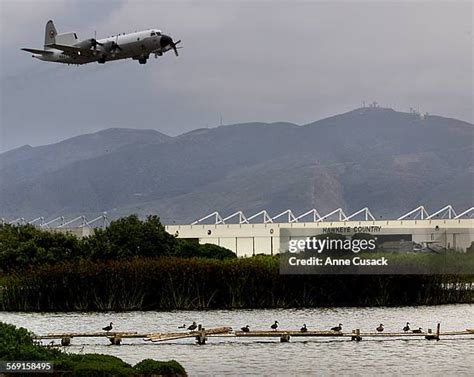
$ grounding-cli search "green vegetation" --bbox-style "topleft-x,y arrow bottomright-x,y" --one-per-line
0,224 -> 81,270
176,241 -> 237,260
0,322 -> 186,376
0,256 -> 471,311
0,215 -> 235,271
134,359 -> 187,376
358,251 -> 474,274
0,216 -> 472,311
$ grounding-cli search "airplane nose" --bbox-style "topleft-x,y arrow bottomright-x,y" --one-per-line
160,35 -> 173,48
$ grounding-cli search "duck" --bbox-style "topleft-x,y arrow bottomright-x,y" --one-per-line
376,324 -> 384,332
300,324 -> 308,333
178,324 -> 186,329
331,324 -> 342,332
412,327 -> 423,333
241,325 -> 250,332
102,322 -> 113,332
271,321 -> 279,331
403,322 -> 410,332
187,321 -> 198,331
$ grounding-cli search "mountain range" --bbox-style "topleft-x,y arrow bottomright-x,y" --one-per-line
1,107 -> 473,224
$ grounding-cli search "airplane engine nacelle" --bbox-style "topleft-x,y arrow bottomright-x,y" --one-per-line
74,39 -> 95,49
74,38 -> 104,51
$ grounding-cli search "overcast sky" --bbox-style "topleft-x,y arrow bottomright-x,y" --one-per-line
0,0 -> 472,152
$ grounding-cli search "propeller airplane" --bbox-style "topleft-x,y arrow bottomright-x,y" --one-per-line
22,20 -> 181,65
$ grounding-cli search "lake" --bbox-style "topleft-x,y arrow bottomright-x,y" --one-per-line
1,304 -> 473,376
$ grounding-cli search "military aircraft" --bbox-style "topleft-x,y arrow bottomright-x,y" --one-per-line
22,20 -> 181,65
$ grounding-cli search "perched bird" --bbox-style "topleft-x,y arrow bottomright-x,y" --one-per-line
403,322 -> 410,332
102,322 -> 113,332
376,324 -> 384,332
187,321 -> 198,331
412,327 -> 423,333
241,325 -> 250,332
331,324 -> 342,332
271,321 -> 279,331
300,324 -> 308,333
178,324 -> 186,329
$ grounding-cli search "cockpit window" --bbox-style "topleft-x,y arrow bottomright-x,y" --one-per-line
151,32 -> 156,36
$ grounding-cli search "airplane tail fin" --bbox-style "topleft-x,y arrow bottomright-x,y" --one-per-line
44,20 -> 57,46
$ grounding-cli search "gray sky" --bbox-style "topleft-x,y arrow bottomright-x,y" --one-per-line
0,0 -> 472,152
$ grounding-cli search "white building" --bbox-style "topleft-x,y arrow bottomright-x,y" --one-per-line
166,206 -> 474,257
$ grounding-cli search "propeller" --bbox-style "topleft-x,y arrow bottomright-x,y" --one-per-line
91,31 -> 103,50
171,39 -> 181,56
159,35 -> 181,56
110,41 -> 122,52
89,38 -> 103,49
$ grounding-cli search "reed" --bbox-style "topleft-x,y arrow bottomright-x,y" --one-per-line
0,256 -> 471,311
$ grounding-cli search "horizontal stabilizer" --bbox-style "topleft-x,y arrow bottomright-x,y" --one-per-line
21,48 -> 54,55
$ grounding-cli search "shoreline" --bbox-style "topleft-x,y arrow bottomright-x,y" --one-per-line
2,302 -> 473,314
0,300 -> 474,314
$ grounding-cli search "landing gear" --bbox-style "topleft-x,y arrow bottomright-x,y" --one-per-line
138,58 -> 147,64
97,57 -> 106,64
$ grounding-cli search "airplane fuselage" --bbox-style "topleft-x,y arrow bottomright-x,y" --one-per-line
36,30 -> 170,64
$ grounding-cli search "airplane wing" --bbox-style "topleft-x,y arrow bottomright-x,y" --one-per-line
21,48 -> 54,55
45,43 -> 95,57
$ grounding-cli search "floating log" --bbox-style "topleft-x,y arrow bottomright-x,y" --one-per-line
35,331 -> 140,339
234,330 -> 343,337
146,327 -> 232,342
34,325 -> 473,346
36,329 -> 473,341
234,329 -> 474,338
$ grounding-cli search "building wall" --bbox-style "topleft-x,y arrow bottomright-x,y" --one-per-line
166,219 -> 474,255
52,227 -> 94,238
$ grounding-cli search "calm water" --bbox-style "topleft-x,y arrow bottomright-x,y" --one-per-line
1,305 -> 474,376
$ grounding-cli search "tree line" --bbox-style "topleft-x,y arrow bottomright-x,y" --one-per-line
0,215 -> 235,271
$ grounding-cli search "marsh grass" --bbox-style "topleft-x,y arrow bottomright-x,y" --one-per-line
1,256 -> 471,311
